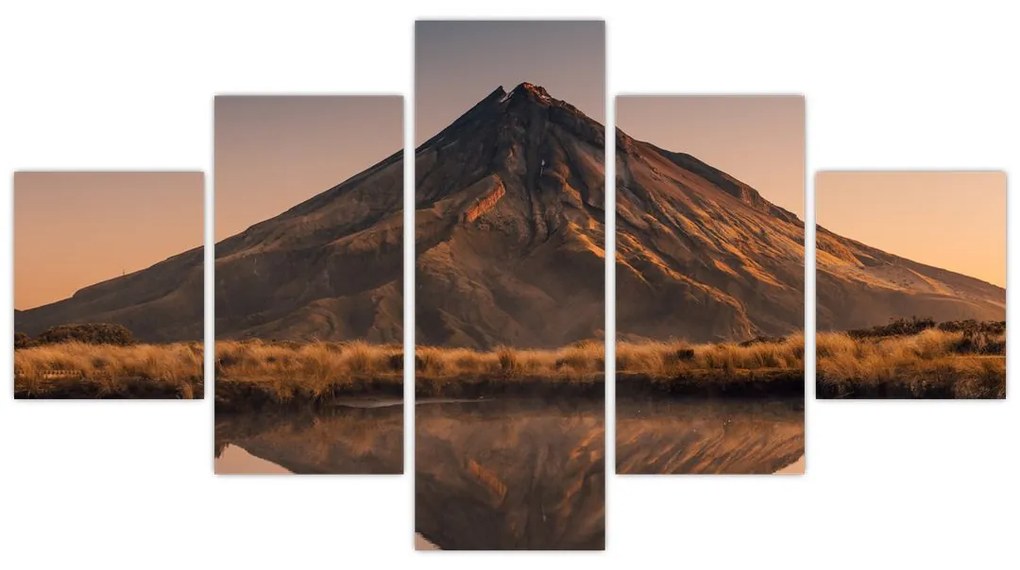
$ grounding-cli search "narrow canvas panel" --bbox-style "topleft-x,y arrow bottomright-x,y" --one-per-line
815,170 -> 1006,399
13,171 -> 205,399
213,96 -> 404,474
414,20 -> 606,550
614,95 -> 807,475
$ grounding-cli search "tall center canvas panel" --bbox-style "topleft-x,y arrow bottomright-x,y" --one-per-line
213,96 -> 404,475
414,21 -> 606,550
615,95 -> 806,475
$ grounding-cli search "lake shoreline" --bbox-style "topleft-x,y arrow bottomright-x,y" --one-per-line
415,374 -> 604,398
215,375 -> 402,412
618,369 -> 804,398
817,378 -> 1005,399
218,366 -> 805,408
15,375 -> 203,399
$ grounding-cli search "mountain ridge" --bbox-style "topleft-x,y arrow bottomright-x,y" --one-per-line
15,83 -> 1005,345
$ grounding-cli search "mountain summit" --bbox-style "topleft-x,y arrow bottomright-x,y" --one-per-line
15,84 -> 1005,345
414,82 -> 607,348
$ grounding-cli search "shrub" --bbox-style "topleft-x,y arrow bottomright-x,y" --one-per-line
35,323 -> 136,346
848,316 -> 935,339
14,332 -> 33,349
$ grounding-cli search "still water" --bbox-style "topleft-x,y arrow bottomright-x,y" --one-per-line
415,397 -> 605,550
617,396 -> 804,474
215,401 -> 403,474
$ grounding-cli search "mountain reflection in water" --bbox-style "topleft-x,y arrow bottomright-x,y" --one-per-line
617,397 -> 804,474
416,397 -> 605,550
215,402 -> 403,474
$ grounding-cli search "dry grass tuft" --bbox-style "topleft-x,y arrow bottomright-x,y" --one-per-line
616,333 -> 805,376
215,340 -> 403,406
415,340 -> 604,381
14,341 -> 203,398
817,325 -> 1006,398
216,339 -> 605,405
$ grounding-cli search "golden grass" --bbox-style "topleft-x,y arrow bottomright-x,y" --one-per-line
417,341 -> 604,379
215,340 -> 403,406
215,339 -> 605,406
413,341 -> 605,397
817,328 -> 1005,398
616,333 -> 805,376
14,341 -> 203,398
217,339 -> 402,382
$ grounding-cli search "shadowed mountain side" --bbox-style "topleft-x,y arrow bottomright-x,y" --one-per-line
15,151 -> 404,343
214,149 -> 404,342
14,247 -> 203,342
415,399 -> 604,550
415,83 -> 606,349
816,227 -> 1005,330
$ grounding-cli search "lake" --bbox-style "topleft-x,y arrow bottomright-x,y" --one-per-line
415,396 -> 605,550
214,401 -> 403,474
617,396 -> 804,474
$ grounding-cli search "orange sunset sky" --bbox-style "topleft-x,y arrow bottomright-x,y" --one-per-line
816,171 -> 1006,287
14,172 -> 204,310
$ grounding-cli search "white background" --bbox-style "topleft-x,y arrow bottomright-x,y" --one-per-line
1,1 -> 1017,568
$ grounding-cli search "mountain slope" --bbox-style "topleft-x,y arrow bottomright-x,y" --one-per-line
14,247 -> 203,342
15,149 -> 404,343
616,128 -> 1004,341
816,227 -> 1005,330
616,133 -> 806,342
414,83 -> 606,349
213,150 -> 403,342
15,83 -> 1005,345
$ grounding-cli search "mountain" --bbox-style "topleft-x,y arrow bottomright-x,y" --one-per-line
616,133 -> 806,342
15,83 -> 1005,345
414,82 -> 606,348
816,228 -> 1005,330
616,126 -> 1004,340
14,248 -> 204,342
213,150 -> 403,342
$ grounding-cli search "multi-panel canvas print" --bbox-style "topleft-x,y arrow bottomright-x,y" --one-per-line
13,171 -> 205,399
614,96 -> 807,475
213,96 -> 404,474
414,20 -> 606,550
815,171 -> 1006,399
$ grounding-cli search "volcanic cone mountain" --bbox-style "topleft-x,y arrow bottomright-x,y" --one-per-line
414,82 -> 607,349
15,83 -> 1005,345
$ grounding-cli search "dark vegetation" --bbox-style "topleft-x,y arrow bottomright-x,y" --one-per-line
15,323 -> 136,348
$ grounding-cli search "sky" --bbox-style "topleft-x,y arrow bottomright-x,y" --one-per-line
616,95 -> 806,217
14,172 -> 203,310
816,171 -> 1006,287
215,96 -> 403,241
415,20 -> 605,144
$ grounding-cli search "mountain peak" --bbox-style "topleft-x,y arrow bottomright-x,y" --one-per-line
508,82 -> 553,102
419,81 -> 604,153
